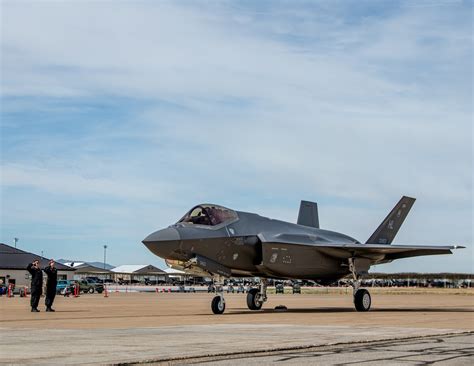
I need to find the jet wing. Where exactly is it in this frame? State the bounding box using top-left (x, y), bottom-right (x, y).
top-left (311, 243), bottom-right (462, 261)
top-left (257, 233), bottom-right (464, 261)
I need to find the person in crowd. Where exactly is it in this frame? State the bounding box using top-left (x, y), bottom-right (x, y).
top-left (43, 259), bottom-right (58, 312)
top-left (26, 259), bottom-right (43, 312)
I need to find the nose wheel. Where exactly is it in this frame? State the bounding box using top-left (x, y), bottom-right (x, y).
top-left (211, 295), bottom-right (225, 314)
top-left (210, 276), bottom-right (226, 314)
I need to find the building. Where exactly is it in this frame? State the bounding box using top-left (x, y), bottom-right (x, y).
top-left (111, 264), bottom-right (167, 283)
top-left (163, 267), bottom-right (186, 280)
top-left (62, 262), bottom-right (113, 280)
top-left (0, 243), bottom-right (75, 288)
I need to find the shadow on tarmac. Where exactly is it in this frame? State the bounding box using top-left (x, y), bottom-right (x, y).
top-left (227, 307), bottom-right (474, 314)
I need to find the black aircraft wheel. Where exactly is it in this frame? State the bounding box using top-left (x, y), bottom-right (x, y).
top-left (354, 289), bottom-right (371, 312)
top-left (211, 295), bottom-right (225, 314)
top-left (246, 288), bottom-right (263, 310)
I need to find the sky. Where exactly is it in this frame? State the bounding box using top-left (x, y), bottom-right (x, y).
top-left (1, 0), bottom-right (472, 273)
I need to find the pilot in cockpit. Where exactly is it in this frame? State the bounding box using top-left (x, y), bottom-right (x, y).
top-left (190, 210), bottom-right (211, 225)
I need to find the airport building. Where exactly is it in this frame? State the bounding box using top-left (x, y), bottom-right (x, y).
top-left (62, 261), bottom-right (113, 280)
top-left (0, 243), bottom-right (75, 288)
top-left (111, 264), bottom-right (167, 283)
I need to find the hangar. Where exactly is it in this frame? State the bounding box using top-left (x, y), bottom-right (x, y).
top-left (62, 261), bottom-right (112, 280)
top-left (0, 243), bottom-right (75, 288)
top-left (111, 264), bottom-right (167, 284)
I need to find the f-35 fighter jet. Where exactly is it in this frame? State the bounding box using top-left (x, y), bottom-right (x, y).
top-left (143, 196), bottom-right (463, 314)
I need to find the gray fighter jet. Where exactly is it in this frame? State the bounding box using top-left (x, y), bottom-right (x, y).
top-left (143, 196), bottom-right (463, 314)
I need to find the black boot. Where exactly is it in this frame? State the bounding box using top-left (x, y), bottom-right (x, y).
top-left (31, 308), bottom-right (40, 312)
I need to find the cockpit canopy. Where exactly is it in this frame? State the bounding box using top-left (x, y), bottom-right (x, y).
top-left (178, 204), bottom-right (238, 226)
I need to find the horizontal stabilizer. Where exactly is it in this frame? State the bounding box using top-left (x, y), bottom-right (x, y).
top-left (297, 200), bottom-right (319, 228)
top-left (366, 196), bottom-right (415, 245)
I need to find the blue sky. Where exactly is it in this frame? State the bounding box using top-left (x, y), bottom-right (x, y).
top-left (1, 0), bottom-right (472, 272)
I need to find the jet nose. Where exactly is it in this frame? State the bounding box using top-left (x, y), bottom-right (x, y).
top-left (142, 227), bottom-right (181, 260)
top-left (142, 227), bottom-right (180, 244)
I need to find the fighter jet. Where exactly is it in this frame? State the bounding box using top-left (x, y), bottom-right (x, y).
top-left (142, 196), bottom-right (463, 314)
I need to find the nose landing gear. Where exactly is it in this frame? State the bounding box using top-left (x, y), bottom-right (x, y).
top-left (211, 294), bottom-right (225, 314)
top-left (210, 277), bottom-right (226, 314)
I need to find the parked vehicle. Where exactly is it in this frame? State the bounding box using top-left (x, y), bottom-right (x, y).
top-left (56, 280), bottom-right (73, 294)
top-left (69, 279), bottom-right (104, 294)
top-left (236, 285), bottom-right (245, 293)
top-left (292, 282), bottom-right (301, 294)
top-left (226, 285), bottom-right (235, 293)
top-left (85, 276), bottom-right (104, 284)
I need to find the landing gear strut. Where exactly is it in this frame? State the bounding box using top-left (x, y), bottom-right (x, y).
top-left (247, 279), bottom-right (267, 310)
top-left (211, 276), bottom-right (225, 314)
top-left (349, 258), bottom-right (371, 312)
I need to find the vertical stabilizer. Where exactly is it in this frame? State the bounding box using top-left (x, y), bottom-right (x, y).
top-left (366, 196), bottom-right (416, 244)
top-left (297, 200), bottom-right (319, 228)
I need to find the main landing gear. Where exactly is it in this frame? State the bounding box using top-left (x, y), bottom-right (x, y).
top-left (349, 258), bottom-right (371, 312)
top-left (354, 288), bottom-right (371, 312)
top-left (247, 279), bottom-right (267, 311)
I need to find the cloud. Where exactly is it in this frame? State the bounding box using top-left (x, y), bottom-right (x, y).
top-left (1, 163), bottom-right (173, 201)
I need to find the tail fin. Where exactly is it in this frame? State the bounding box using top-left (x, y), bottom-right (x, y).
top-left (297, 200), bottom-right (319, 228)
top-left (366, 196), bottom-right (416, 244)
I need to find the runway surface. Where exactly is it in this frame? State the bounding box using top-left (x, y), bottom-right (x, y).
top-left (1, 291), bottom-right (473, 365)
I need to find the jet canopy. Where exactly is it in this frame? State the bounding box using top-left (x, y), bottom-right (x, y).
top-left (178, 204), bottom-right (238, 226)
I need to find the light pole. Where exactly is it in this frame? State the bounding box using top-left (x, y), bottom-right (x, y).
top-left (14, 238), bottom-right (19, 248)
top-left (103, 245), bottom-right (108, 269)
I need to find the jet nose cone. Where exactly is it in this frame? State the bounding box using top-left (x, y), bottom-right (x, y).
top-left (142, 227), bottom-right (180, 244)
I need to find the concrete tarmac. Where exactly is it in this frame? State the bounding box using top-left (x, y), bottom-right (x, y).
top-left (186, 333), bottom-right (474, 366)
top-left (1, 291), bottom-right (473, 365)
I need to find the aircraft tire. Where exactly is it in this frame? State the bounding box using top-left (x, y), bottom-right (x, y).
top-left (354, 289), bottom-right (371, 312)
top-left (247, 288), bottom-right (262, 310)
top-left (211, 296), bottom-right (225, 314)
